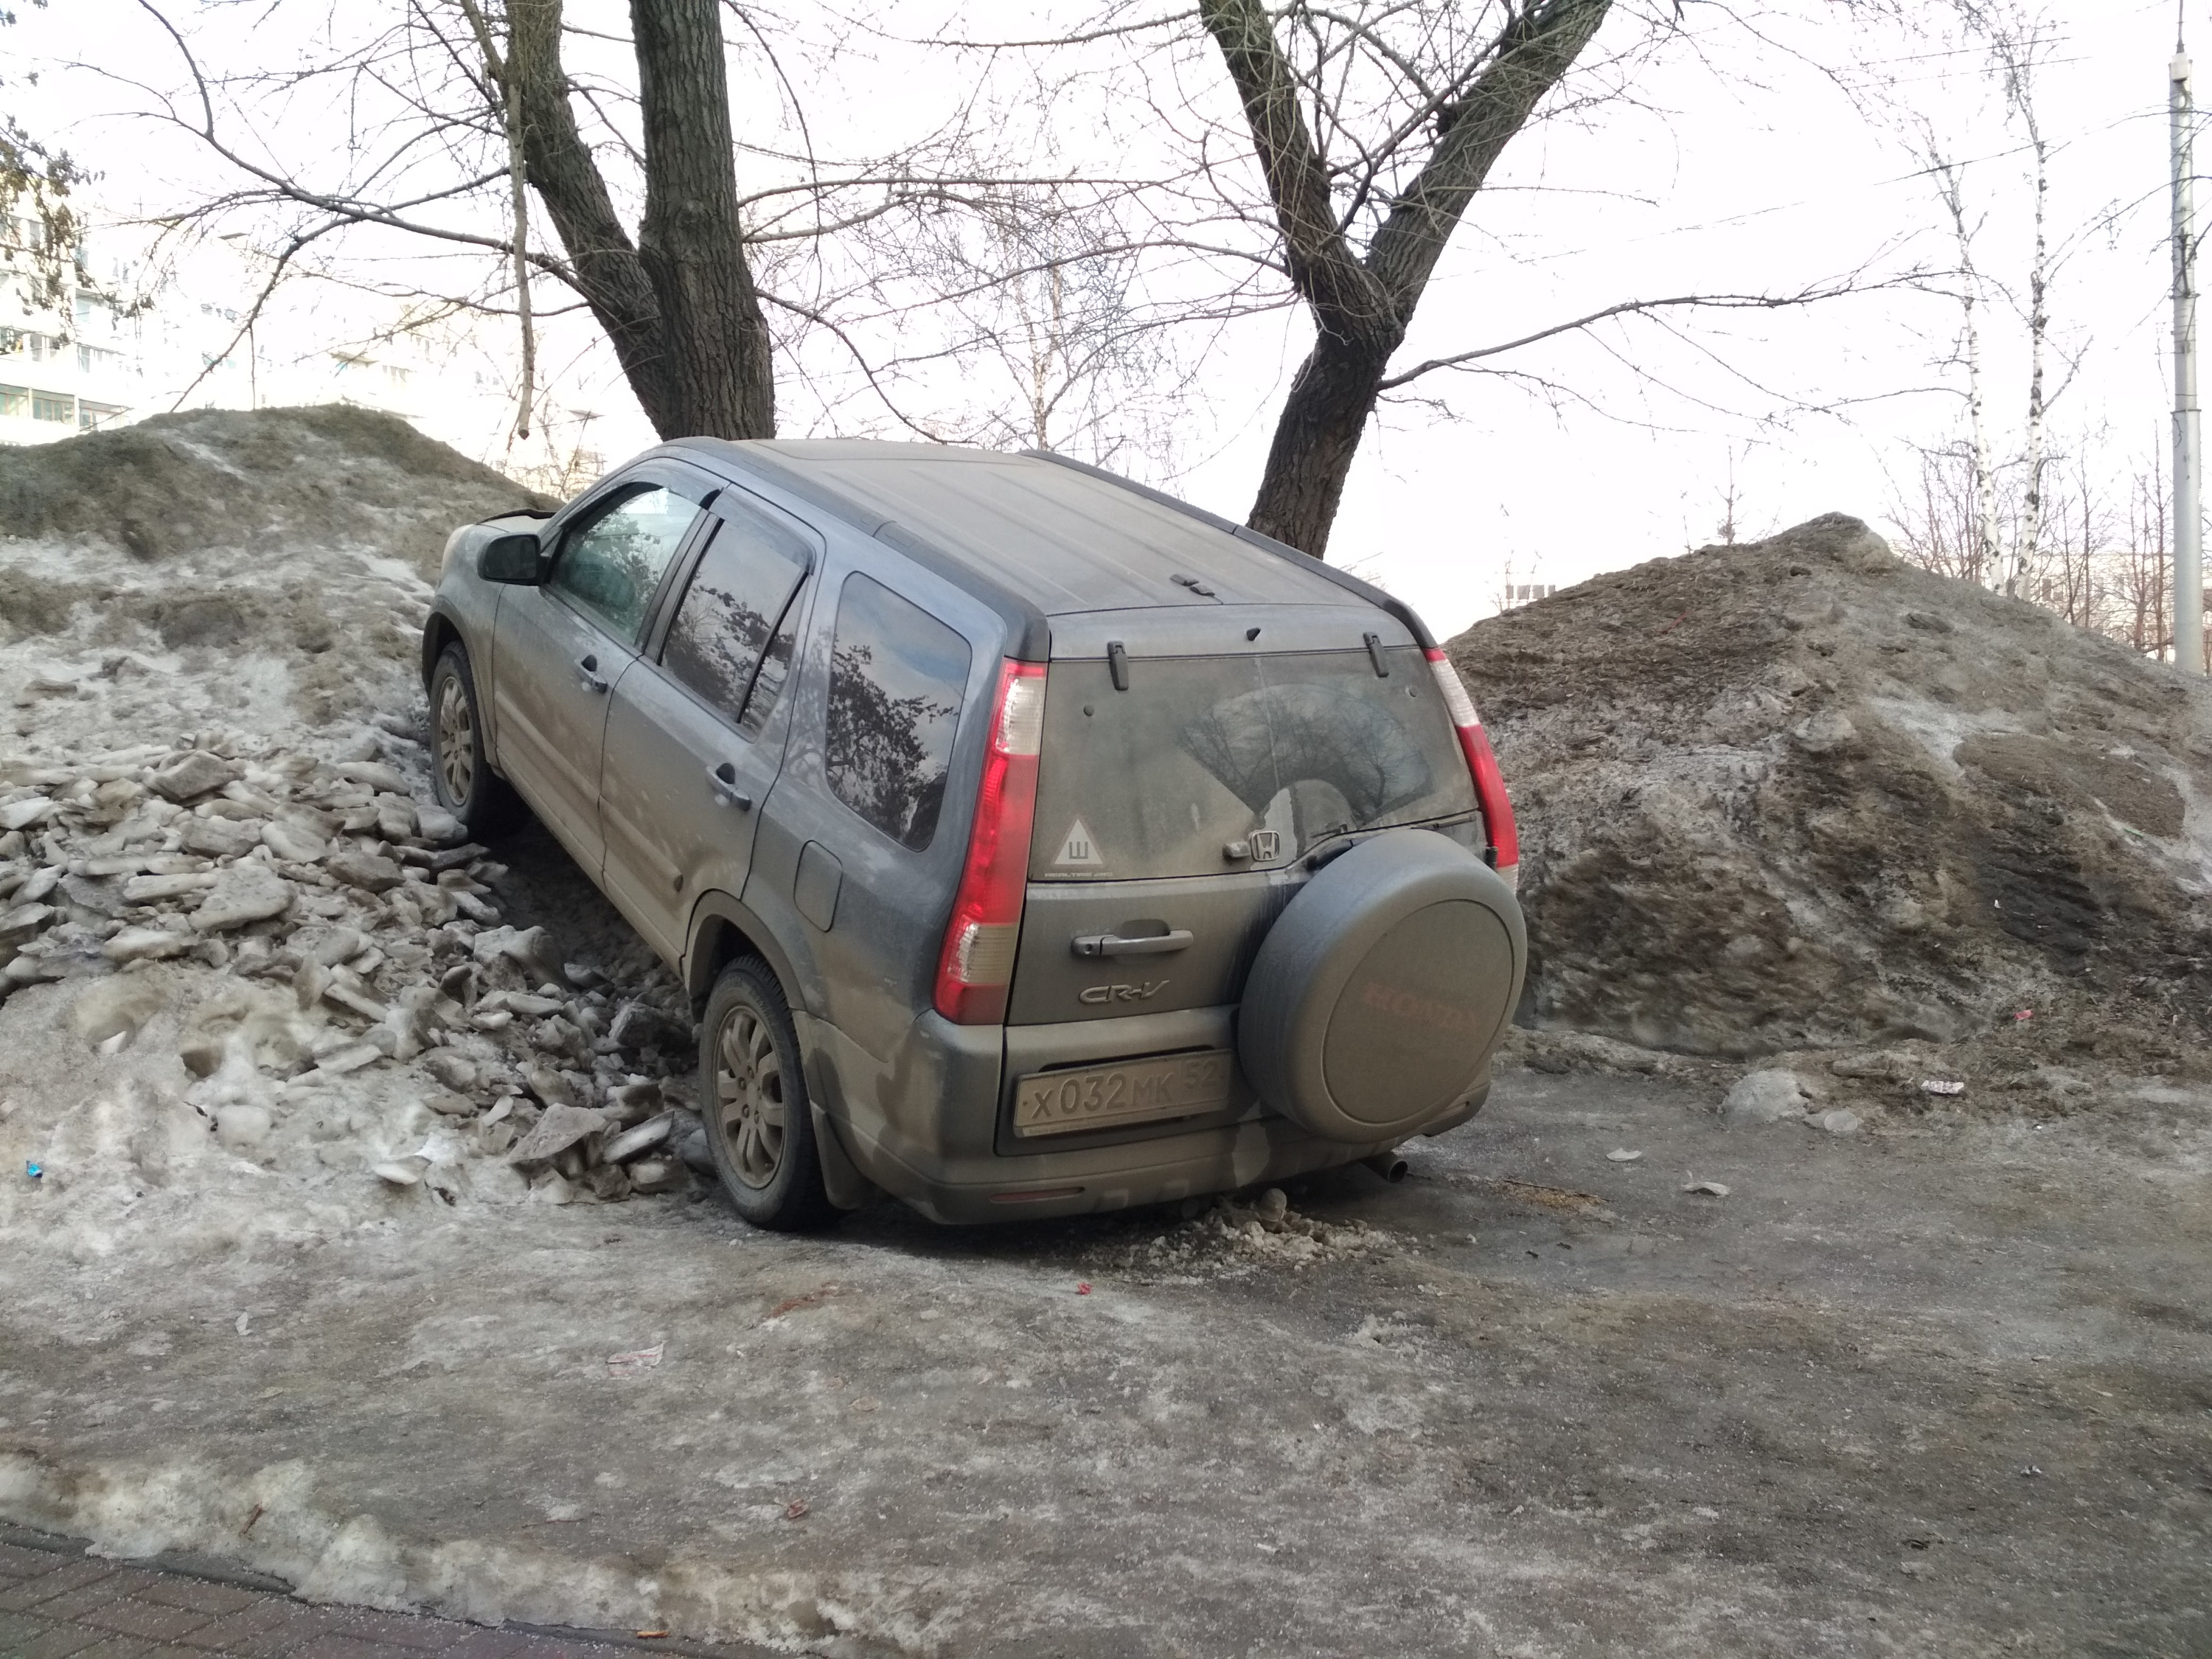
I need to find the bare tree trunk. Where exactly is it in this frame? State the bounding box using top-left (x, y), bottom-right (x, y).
top-left (506, 57), bottom-right (535, 442)
top-left (1967, 288), bottom-right (1997, 585)
top-left (2013, 89), bottom-right (2049, 597)
top-left (506, 0), bottom-right (672, 428)
top-left (1247, 330), bottom-right (1399, 554)
top-left (1202, 0), bottom-right (1612, 557)
top-left (504, 0), bottom-right (771, 441)
top-left (455, 0), bottom-right (535, 439)
top-left (631, 0), bottom-right (772, 439)
top-left (2156, 441), bottom-right (2172, 658)
top-left (1927, 143), bottom-right (1997, 585)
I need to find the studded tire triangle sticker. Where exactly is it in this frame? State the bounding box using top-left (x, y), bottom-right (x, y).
top-left (1053, 816), bottom-right (1107, 867)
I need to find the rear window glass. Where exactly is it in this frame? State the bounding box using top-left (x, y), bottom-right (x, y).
top-left (824, 573), bottom-right (971, 851)
top-left (1031, 646), bottom-right (1475, 880)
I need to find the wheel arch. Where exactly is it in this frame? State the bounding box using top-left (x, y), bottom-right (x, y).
top-left (421, 605), bottom-right (465, 692)
top-left (686, 888), bottom-right (872, 1215)
top-left (686, 889), bottom-right (804, 1020)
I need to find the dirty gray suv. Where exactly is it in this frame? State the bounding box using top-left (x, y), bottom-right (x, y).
top-left (422, 442), bottom-right (1525, 1230)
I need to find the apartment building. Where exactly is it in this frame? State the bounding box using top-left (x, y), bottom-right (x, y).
top-left (0, 206), bottom-right (524, 454)
top-left (0, 213), bottom-right (139, 440)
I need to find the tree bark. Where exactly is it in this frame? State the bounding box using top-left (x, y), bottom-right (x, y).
top-left (1246, 330), bottom-right (1398, 555)
top-left (632, 0), bottom-right (773, 439)
top-left (2013, 99), bottom-right (2049, 599)
top-left (504, 0), bottom-right (771, 442)
top-left (1204, 0), bottom-right (1611, 557)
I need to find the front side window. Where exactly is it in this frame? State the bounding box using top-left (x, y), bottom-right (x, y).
top-left (661, 503), bottom-right (811, 734)
top-left (823, 573), bottom-right (970, 851)
top-left (551, 482), bottom-right (702, 643)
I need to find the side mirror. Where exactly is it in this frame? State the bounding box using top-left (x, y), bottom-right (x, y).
top-left (479, 532), bottom-right (544, 585)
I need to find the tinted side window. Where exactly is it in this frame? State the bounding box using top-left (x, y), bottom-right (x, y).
top-left (661, 503), bottom-right (811, 733)
top-left (551, 483), bottom-right (701, 642)
top-left (739, 585), bottom-right (805, 740)
top-left (824, 573), bottom-right (970, 851)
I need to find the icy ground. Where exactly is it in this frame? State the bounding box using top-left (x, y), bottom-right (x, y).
top-left (4, 1064), bottom-right (2209, 1657)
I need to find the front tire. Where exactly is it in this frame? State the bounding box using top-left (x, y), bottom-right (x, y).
top-left (701, 958), bottom-right (835, 1232)
top-left (428, 641), bottom-right (515, 838)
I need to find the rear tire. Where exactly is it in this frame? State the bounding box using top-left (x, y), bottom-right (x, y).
top-left (700, 958), bottom-right (835, 1232)
top-left (428, 641), bottom-right (517, 838)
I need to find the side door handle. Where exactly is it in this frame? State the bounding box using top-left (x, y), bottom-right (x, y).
top-left (706, 762), bottom-right (752, 812)
top-left (1072, 929), bottom-right (1193, 959)
top-left (575, 654), bottom-right (610, 694)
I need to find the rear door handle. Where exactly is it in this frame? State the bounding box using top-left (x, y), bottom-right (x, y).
top-left (1072, 929), bottom-right (1192, 959)
top-left (707, 762), bottom-right (752, 811)
top-left (575, 654), bottom-right (609, 694)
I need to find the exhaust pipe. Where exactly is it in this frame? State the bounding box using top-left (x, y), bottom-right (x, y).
top-left (1362, 1152), bottom-right (1410, 1184)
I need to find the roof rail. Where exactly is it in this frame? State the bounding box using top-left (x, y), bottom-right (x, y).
top-left (1019, 449), bottom-right (1439, 649)
top-left (675, 437), bottom-right (1051, 658)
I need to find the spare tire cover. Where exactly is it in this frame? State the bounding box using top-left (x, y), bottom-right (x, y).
top-left (1239, 830), bottom-right (1525, 1142)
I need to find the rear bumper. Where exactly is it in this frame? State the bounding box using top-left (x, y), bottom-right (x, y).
top-left (801, 1005), bottom-right (1489, 1225)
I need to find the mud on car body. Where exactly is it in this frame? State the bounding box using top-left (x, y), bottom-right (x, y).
top-left (421, 440), bottom-right (1523, 1229)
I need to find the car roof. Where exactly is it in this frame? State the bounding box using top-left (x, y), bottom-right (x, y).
top-left (672, 439), bottom-right (1416, 636)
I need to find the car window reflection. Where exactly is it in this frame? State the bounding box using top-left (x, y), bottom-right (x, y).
top-left (661, 509), bottom-right (811, 731)
top-left (823, 572), bottom-right (970, 851)
top-left (552, 484), bottom-right (700, 642)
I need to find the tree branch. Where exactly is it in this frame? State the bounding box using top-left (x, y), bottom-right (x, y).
top-left (1365, 0), bottom-right (1612, 309)
top-left (1197, 0), bottom-right (1386, 329)
top-left (508, 0), bottom-right (673, 427)
top-left (1376, 283), bottom-right (1911, 389)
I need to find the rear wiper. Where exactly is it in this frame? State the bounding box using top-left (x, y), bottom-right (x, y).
top-left (1301, 823), bottom-right (1363, 868)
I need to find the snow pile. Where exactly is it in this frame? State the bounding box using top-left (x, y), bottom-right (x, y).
top-left (0, 404), bottom-right (550, 575)
top-left (1450, 513), bottom-right (2212, 1065)
top-left (0, 724), bottom-right (709, 1254)
top-left (0, 410), bottom-right (702, 1259)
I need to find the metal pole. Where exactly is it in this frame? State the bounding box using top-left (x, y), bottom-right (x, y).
top-left (2173, 38), bottom-right (2205, 672)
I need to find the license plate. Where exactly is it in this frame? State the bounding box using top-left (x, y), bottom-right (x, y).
top-left (1012, 1049), bottom-right (1234, 1138)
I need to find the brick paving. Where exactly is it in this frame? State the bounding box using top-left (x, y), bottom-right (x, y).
top-left (0, 1528), bottom-right (759, 1659)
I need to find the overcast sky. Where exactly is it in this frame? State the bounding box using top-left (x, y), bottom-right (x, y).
top-left (10, 1), bottom-right (2197, 639)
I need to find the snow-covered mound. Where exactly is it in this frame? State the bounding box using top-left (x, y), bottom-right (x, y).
top-left (0, 409), bottom-right (696, 1259)
top-left (1452, 513), bottom-right (2212, 1062)
top-left (0, 403), bottom-right (550, 574)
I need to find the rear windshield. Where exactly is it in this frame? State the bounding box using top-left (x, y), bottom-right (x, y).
top-left (1031, 646), bottom-right (1476, 880)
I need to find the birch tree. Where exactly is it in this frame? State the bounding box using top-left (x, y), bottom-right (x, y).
top-left (884, 180), bottom-right (1216, 470)
top-left (1924, 137), bottom-right (2000, 585)
top-left (1986, 8), bottom-right (2056, 599)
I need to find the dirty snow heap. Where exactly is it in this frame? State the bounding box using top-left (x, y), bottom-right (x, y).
top-left (1451, 513), bottom-right (2212, 1060)
top-left (1, 408), bottom-right (712, 1258)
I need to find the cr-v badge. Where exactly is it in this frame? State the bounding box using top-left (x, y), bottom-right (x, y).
top-left (1079, 980), bottom-right (1169, 1005)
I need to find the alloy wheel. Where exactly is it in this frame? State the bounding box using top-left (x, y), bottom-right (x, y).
top-left (716, 1004), bottom-right (786, 1189)
top-left (436, 673), bottom-right (475, 807)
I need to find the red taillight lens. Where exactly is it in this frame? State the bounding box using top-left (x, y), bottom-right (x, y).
top-left (933, 659), bottom-right (1046, 1024)
top-left (1425, 647), bottom-right (1518, 885)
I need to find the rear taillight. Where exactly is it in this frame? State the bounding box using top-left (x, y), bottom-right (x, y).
top-left (933, 659), bottom-right (1046, 1024)
top-left (1425, 647), bottom-right (1518, 888)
